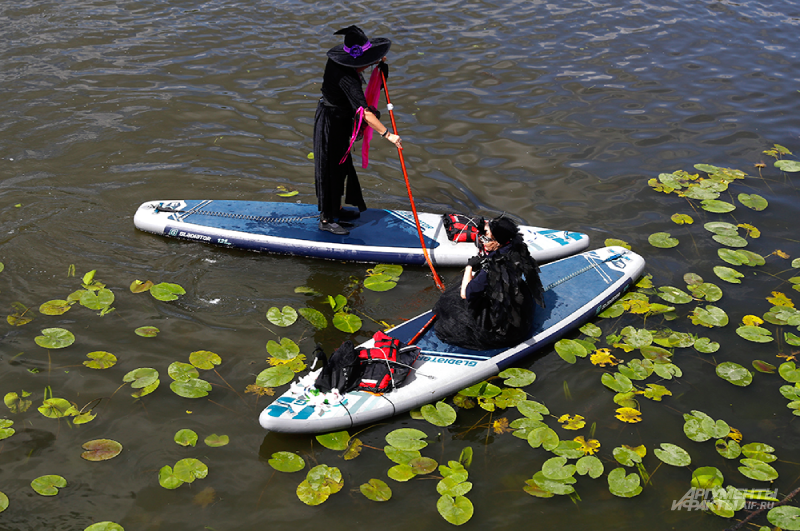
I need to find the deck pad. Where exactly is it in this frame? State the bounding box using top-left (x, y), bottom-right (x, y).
top-left (134, 200), bottom-right (589, 266)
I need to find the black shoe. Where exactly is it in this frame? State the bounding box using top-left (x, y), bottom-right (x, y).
top-left (319, 219), bottom-right (349, 235)
top-left (337, 208), bottom-right (361, 222)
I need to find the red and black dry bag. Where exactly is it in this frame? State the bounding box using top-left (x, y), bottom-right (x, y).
top-left (356, 330), bottom-right (420, 394)
top-left (442, 213), bottom-right (484, 243)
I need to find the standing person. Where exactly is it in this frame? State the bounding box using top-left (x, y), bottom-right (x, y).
top-left (314, 25), bottom-right (402, 235)
top-left (433, 216), bottom-right (546, 350)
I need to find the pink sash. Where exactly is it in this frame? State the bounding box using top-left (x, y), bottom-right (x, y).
top-left (340, 66), bottom-right (383, 168)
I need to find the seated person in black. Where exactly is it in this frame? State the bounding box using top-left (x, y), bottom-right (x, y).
top-left (433, 216), bottom-right (545, 350)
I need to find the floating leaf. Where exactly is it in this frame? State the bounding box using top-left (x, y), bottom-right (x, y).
top-left (38, 398), bottom-right (78, 419)
top-left (134, 326), bottom-right (160, 337)
top-left (671, 213), bottom-right (693, 225)
top-left (385, 428), bottom-right (428, 451)
top-left (753, 360), bottom-right (776, 373)
top-left (34, 328), bottom-right (75, 349)
top-left (554, 339), bottom-right (587, 364)
top-left (694, 337), bottom-right (720, 353)
top-left (269, 451), bottom-right (305, 473)
top-left (31, 475), bottom-right (67, 496)
top-left (657, 287), bottom-right (692, 304)
top-left (150, 282), bottom-right (186, 301)
top-left (691, 466), bottom-right (724, 489)
top-left (361, 479), bottom-right (392, 502)
top-left (387, 464), bottom-right (416, 482)
top-left (266, 338), bottom-right (300, 361)
top-left (316, 431), bottom-right (351, 451)
top-left (775, 160), bottom-right (800, 172)
top-left (0, 419), bottom-right (15, 441)
top-left (123, 367), bottom-right (159, 389)
top-left (498, 368), bottom-right (536, 387)
top-left (654, 443), bottom-right (691, 467)
top-left (437, 495), bottom-right (474, 525)
top-left (189, 350), bottom-right (221, 370)
top-left (716, 362), bottom-right (753, 386)
top-left (81, 439), bottom-right (123, 461)
top-left (742, 442), bottom-right (777, 463)
top-left (648, 232), bottom-right (679, 249)
top-left (690, 305), bottom-right (729, 327)
top-left (170, 378), bottom-right (212, 398)
top-left (130, 279), bottom-right (154, 293)
top-left (528, 427), bottom-right (560, 451)
top-left (174, 458), bottom-right (209, 483)
top-left (174, 429), bottom-right (198, 447)
top-left (4, 391), bottom-right (32, 414)
top-left (267, 306), bottom-right (298, 327)
top-left (619, 359), bottom-right (654, 381)
top-left (607, 467), bottom-right (642, 497)
top-left (779, 362), bottom-right (800, 383)
top-left (736, 325), bottom-right (773, 343)
top-left (615, 407), bottom-right (642, 423)
top-left (421, 401), bottom-right (457, 427)
top-left (168, 362), bottom-right (199, 382)
top-left (701, 199), bottom-right (736, 213)
top-left (739, 459), bottom-right (778, 481)
top-left (714, 266), bottom-right (744, 284)
top-left (83, 351), bottom-right (117, 369)
top-left (602, 372), bottom-right (633, 393)
top-left (256, 365), bottom-right (295, 388)
top-left (204, 434), bottom-right (229, 447)
top-left (298, 308), bottom-right (327, 329)
top-left (39, 300), bottom-right (72, 316)
top-left (557, 414), bottom-right (585, 430)
top-left (84, 522), bottom-right (124, 531)
top-left (79, 288), bottom-right (115, 311)
top-left (769, 506), bottom-right (800, 530)
top-left (716, 438), bottom-right (742, 459)
top-left (333, 312), bottom-right (362, 333)
top-left (576, 455), bottom-right (604, 478)
top-left (713, 234), bottom-right (748, 247)
top-left (364, 274), bottom-right (398, 292)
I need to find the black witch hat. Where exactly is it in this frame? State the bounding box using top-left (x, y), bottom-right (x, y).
top-left (326, 25), bottom-right (391, 68)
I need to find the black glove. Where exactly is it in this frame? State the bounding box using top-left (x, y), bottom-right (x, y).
top-left (378, 61), bottom-right (389, 82)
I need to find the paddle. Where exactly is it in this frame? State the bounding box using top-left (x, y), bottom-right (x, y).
top-left (380, 68), bottom-right (446, 292)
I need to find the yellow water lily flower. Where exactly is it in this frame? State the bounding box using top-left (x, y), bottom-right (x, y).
top-left (742, 315), bottom-right (765, 326)
top-left (492, 417), bottom-right (513, 435)
top-left (728, 427), bottom-right (743, 442)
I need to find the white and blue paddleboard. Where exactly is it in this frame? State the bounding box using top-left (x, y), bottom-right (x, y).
top-left (259, 246), bottom-right (645, 434)
top-left (133, 200), bottom-right (589, 266)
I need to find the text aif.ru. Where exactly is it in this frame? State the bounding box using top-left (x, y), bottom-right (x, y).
top-left (672, 488), bottom-right (778, 511)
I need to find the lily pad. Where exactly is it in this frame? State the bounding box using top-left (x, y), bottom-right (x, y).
top-left (204, 434), bottom-right (229, 447)
top-left (691, 466), bottom-right (724, 488)
top-left (713, 266), bottom-right (744, 284)
top-left (716, 362), bottom-right (753, 386)
top-left (81, 439), bottom-right (123, 461)
top-left (775, 160), bottom-right (800, 173)
top-left (266, 338), bottom-right (300, 361)
top-left (657, 287), bottom-right (692, 304)
top-left (648, 232), bottom-right (679, 249)
top-left (169, 378), bottom-right (212, 398)
top-left (364, 274), bottom-right (398, 292)
top-left (701, 199), bottom-right (736, 213)
top-left (31, 475), bottom-right (67, 496)
top-left (739, 459), bottom-right (778, 481)
top-left (385, 428), bottom-right (428, 451)
top-left (158, 465), bottom-right (184, 489)
top-left (168, 362), bottom-right (199, 382)
top-left (437, 494), bottom-right (474, 525)
top-left (498, 368), bottom-right (536, 387)
top-left (769, 506), bottom-right (800, 530)
top-left (123, 367), bottom-right (159, 389)
top-left (267, 306), bottom-right (298, 327)
top-left (421, 401), bottom-right (457, 427)
top-left (84, 523), bottom-right (124, 531)
top-left (360, 479), bottom-right (392, 501)
top-left (333, 312), bottom-right (362, 333)
top-left (34, 328), bottom-right (75, 349)
top-left (298, 308), bottom-right (327, 329)
top-left (174, 458), bottom-right (209, 483)
top-left (576, 455), bottom-right (604, 478)
top-left (608, 467), bottom-right (642, 497)
top-left (736, 325), bottom-right (773, 343)
top-left (134, 326), bottom-right (160, 337)
top-left (150, 282), bottom-right (186, 301)
top-left (83, 351), bottom-right (117, 369)
top-left (174, 429), bottom-right (198, 447)
top-left (694, 337), bottom-right (720, 353)
top-left (189, 350), bottom-right (222, 370)
top-left (654, 443), bottom-right (691, 467)
top-left (268, 451), bottom-right (305, 473)
top-left (554, 339), bottom-right (587, 364)
top-left (256, 365), bottom-right (295, 388)
top-left (316, 431), bottom-right (351, 451)
top-left (39, 300), bottom-right (72, 316)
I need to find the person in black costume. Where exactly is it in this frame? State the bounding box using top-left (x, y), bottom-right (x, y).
top-left (314, 26), bottom-right (402, 235)
top-left (433, 216), bottom-right (545, 350)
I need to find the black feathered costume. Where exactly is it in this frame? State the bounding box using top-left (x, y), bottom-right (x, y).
top-left (433, 219), bottom-right (545, 351)
top-left (313, 26), bottom-right (391, 221)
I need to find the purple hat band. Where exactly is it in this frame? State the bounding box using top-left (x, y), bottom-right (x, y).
top-left (343, 40), bottom-right (372, 58)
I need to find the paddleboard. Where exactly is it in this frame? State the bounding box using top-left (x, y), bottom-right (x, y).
top-left (133, 200), bottom-right (589, 266)
top-left (259, 246), bottom-right (645, 434)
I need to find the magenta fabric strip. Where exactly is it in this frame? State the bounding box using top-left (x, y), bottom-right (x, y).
top-left (343, 41), bottom-right (372, 58)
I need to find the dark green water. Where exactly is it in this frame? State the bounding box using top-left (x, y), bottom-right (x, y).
top-left (1, 0), bottom-right (799, 529)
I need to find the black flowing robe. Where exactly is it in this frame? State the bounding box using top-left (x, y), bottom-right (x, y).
top-left (313, 59), bottom-right (370, 219)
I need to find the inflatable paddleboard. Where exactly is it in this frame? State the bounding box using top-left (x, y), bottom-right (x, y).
top-left (134, 200), bottom-right (589, 266)
top-left (259, 246), bottom-right (645, 433)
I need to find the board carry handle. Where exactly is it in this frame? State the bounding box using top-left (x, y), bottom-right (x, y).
top-left (381, 68), bottom-right (446, 292)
